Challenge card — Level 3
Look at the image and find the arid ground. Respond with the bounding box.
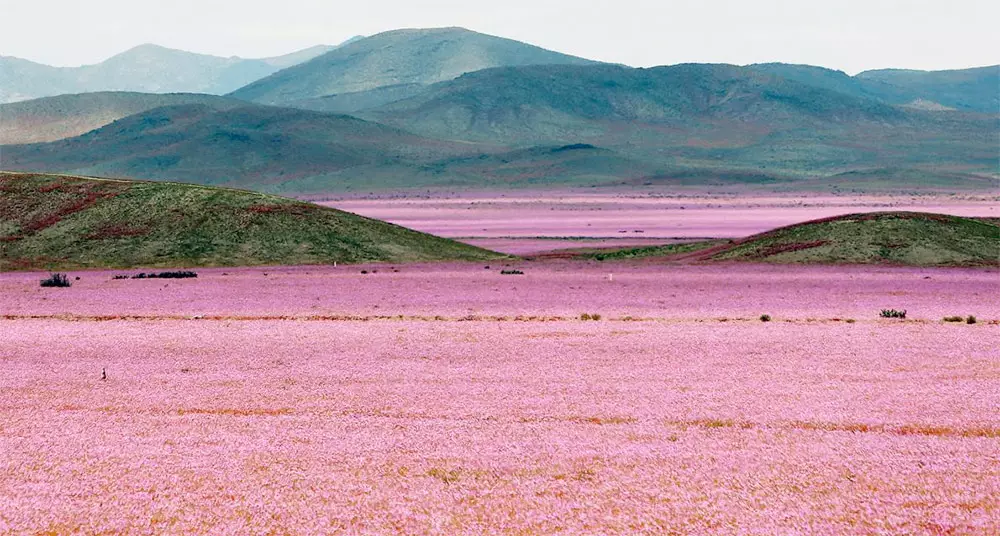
[2,260,998,534]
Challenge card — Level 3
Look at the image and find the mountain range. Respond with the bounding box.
[0,37,361,103]
[1,27,996,193]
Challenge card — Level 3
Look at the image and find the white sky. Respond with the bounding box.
[1,0,996,74]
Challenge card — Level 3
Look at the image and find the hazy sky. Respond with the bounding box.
[1,0,996,74]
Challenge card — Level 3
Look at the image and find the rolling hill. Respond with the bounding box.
[0,92,246,144]
[2,32,995,193]
[0,103,482,190]
[229,27,597,107]
[750,63,999,113]
[709,212,1000,266]
[366,63,911,144]
[0,41,352,104]
[0,172,501,270]
[856,66,999,113]
[363,63,996,178]
[580,212,1000,267]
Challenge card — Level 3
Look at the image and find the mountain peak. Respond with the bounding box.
[230,27,597,105]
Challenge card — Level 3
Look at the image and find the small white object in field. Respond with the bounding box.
[608,274,613,282]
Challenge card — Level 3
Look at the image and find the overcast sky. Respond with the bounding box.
[1,0,996,74]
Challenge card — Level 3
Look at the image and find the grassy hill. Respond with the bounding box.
[0,172,501,270]
[0,92,246,144]
[0,43,344,104]
[579,212,999,267]
[708,212,999,266]
[229,27,597,106]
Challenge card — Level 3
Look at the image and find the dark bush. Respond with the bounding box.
[760,314,772,322]
[943,315,964,323]
[40,273,71,287]
[501,269,524,275]
[966,315,977,325]
[880,309,907,319]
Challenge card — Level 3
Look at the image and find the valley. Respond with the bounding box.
[1,19,998,536]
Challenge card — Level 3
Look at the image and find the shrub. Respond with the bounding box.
[966,315,977,325]
[943,315,964,323]
[501,269,524,275]
[579,313,601,321]
[148,271,197,279]
[40,273,72,288]
[131,271,198,279]
[759,314,771,322]
[880,309,906,319]
[845,319,856,324]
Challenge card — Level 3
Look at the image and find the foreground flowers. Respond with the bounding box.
[1,265,997,534]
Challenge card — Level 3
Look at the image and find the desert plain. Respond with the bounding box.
[1,194,998,535]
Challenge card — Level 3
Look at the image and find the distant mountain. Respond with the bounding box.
[0,103,480,188]
[750,63,999,113]
[856,66,999,112]
[229,27,597,106]
[364,63,910,144]
[3,45,995,193]
[0,92,245,144]
[0,40,354,103]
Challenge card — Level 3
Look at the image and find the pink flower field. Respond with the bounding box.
[1,263,998,534]
[326,193,999,253]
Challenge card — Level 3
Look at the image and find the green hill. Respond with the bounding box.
[0,104,480,190]
[580,212,999,267]
[748,64,999,113]
[367,63,910,144]
[229,27,597,106]
[710,212,999,266]
[0,92,245,144]
[0,172,501,270]
[856,66,999,113]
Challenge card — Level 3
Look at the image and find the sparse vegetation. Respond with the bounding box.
[501,269,524,275]
[760,314,772,322]
[710,212,1000,267]
[966,315,977,325]
[880,309,907,319]
[0,173,503,270]
[943,315,964,323]
[39,273,71,287]
[579,313,602,321]
[113,271,198,280]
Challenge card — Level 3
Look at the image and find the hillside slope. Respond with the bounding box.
[229,27,597,106]
[709,212,1000,266]
[0,172,500,270]
[750,64,999,113]
[0,104,479,189]
[856,66,999,113]
[0,42,345,103]
[581,213,999,267]
[0,92,245,144]
[365,63,995,177]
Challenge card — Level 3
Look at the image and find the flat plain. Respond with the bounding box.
[326,192,999,254]
[2,260,998,534]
